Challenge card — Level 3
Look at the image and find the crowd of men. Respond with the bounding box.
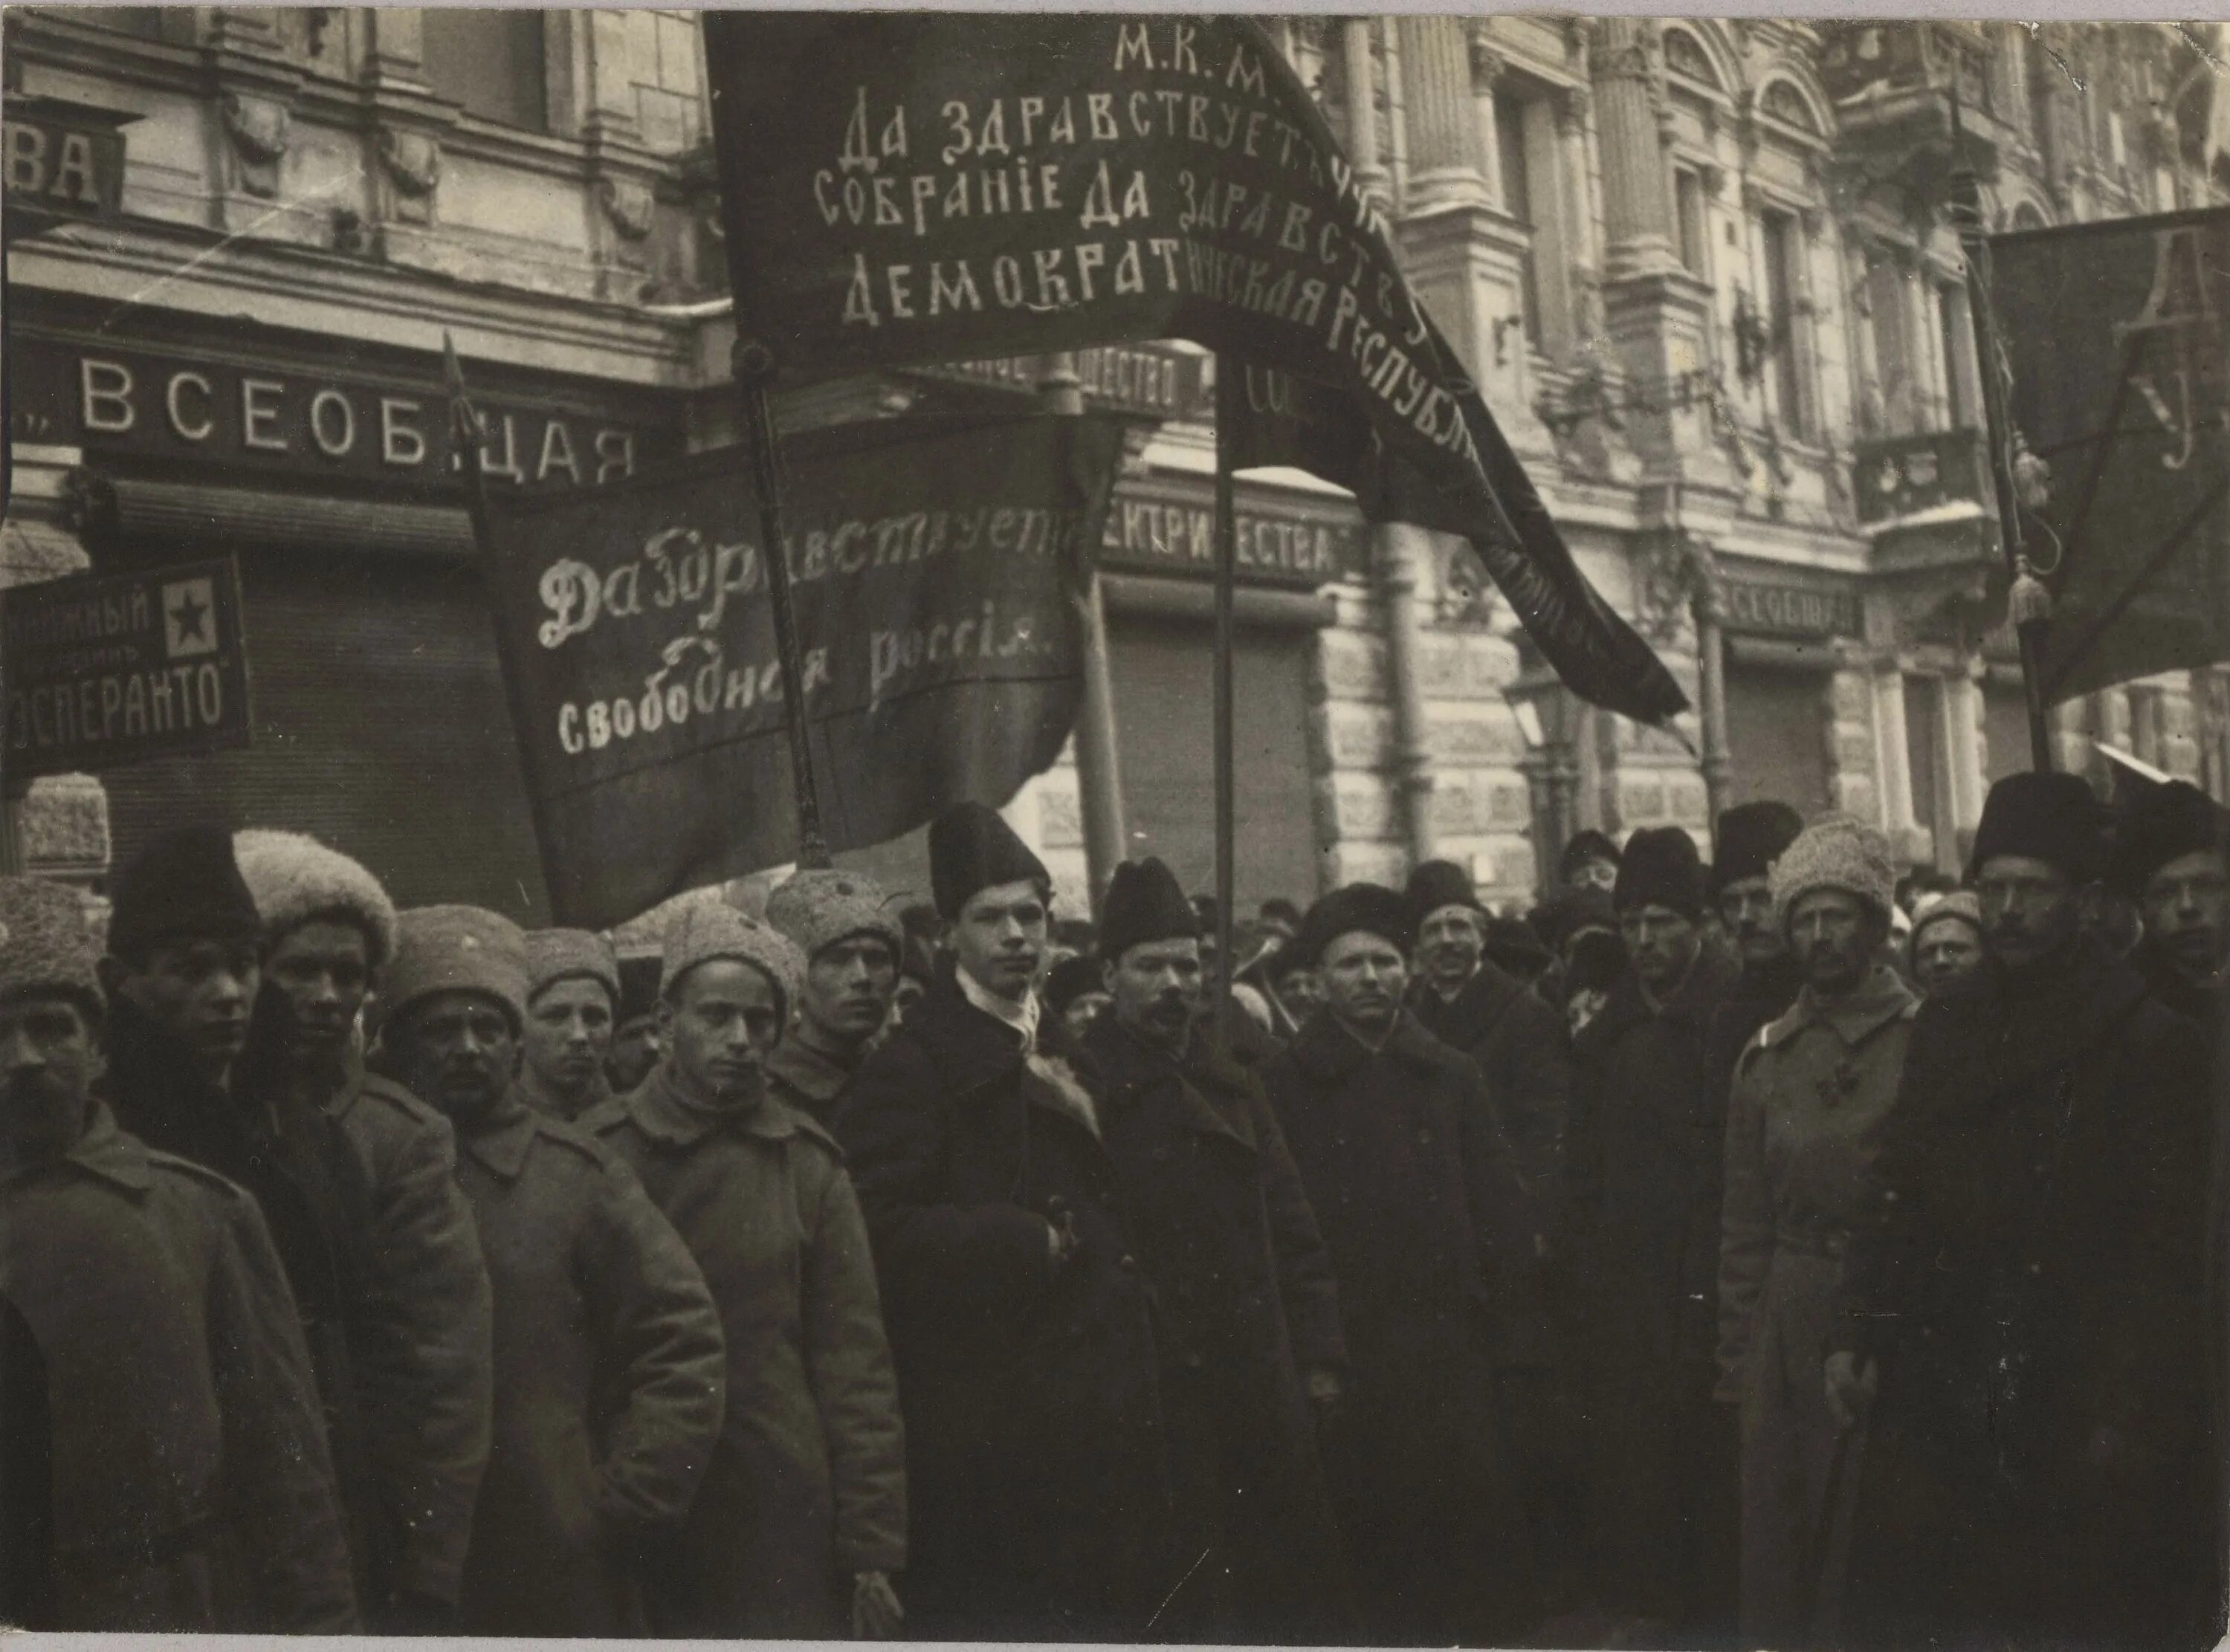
[0,767,2226,1648]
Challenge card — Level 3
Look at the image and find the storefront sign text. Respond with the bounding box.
[1720,577,1861,640]
[1099,482,1363,587]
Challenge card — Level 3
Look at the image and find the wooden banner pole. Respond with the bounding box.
[1212,357,1239,1049]
[733,339,832,871]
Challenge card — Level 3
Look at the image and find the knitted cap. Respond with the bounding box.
[1559,829,1622,881]
[384,905,529,1034]
[232,829,398,968]
[928,802,1048,921]
[1910,890,1984,955]
[0,877,100,1020]
[1293,883,1412,967]
[764,868,902,964]
[660,898,804,1017]
[526,928,620,1010]
[1971,771,2107,884]
[1614,828,1706,921]
[2109,777,2230,896]
[107,825,262,962]
[1771,813,1897,928]
[1711,802,1805,895]
[1403,859,1482,933]
[1099,858,1198,962]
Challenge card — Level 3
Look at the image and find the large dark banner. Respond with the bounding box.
[705,13,1686,725]
[482,412,1119,927]
[1992,207,2230,702]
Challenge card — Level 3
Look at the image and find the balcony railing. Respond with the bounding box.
[1852,427,1991,526]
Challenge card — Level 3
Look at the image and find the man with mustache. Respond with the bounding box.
[763,869,903,1127]
[378,907,727,1636]
[1260,883,1537,1646]
[2110,776,2230,1029]
[229,830,496,1631]
[1076,857,1353,1644]
[1715,816,1914,1642]
[590,898,905,1639]
[1826,772,2213,1649]
[841,802,1170,1641]
[1704,803,1808,1086]
[517,929,622,1121]
[1562,826,1744,1641]
[0,872,358,1631]
[101,827,446,1627]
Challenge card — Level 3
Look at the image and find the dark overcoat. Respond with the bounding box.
[449,1097,725,1636]
[592,1069,907,1638]
[1835,936,2215,1651]
[839,963,1172,1642]
[1562,941,1744,1624]
[1259,1009,1536,1646]
[0,1107,358,1630]
[1076,1015,1355,1644]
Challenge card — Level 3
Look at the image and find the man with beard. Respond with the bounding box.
[2111,777,2230,1029]
[1260,884,1537,1646]
[0,874,358,1630]
[227,830,496,1629]
[1075,858,1353,1644]
[1704,804,1809,1086]
[378,907,728,1636]
[841,803,1170,1641]
[590,899,905,1639]
[1716,817,1915,1642]
[1826,772,2213,1649]
[517,930,621,1121]
[605,954,664,1095]
[1563,826,1744,1639]
[763,869,903,1127]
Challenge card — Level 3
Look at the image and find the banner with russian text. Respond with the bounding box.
[482,412,1119,927]
[704,12,1687,725]
[1991,207,2230,702]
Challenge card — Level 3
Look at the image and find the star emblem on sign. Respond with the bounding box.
[161,578,219,660]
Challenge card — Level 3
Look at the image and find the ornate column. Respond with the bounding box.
[1591,16,1676,280]
[1470,30,1505,210]
[1339,21,1389,208]
[1395,16,1489,211]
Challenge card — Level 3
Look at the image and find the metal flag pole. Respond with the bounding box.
[732,338,832,871]
[1212,356,1239,1049]
[1947,90,2055,773]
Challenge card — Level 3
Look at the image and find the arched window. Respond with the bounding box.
[1761,80,1820,135]
[1664,29,1722,92]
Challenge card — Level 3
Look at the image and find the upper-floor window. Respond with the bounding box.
[422,10,549,133]
[1496,95,1542,351]
[1760,210,1808,438]
[1673,166,1710,276]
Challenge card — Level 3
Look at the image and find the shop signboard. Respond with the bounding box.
[2,557,251,783]
[1098,476,1366,588]
[2,96,132,225]
[1719,574,1862,641]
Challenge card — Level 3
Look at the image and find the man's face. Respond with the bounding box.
[1620,904,1700,994]
[1060,991,1111,1046]
[107,936,259,1079]
[891,975,928,1022]
[389,991,517,1124]
[2142,849,2230,984]
[1107,937,1202,1051]
[801,934,899,1047]
[524,977,613,1100]
[1788,890,1879,997]
[661,958,781,1107]
[1570,857,1619,895]
[1272,966,1326,1021]
[1319,931,1406,1039]
[1913,921,1985,992]
[605,1016,661,1094]
[1415,905,1483,995]
[0,994,99,1166]
[1719,876,1783,965]
[948,880,1047,1002]
[1976,854,2082,974]
[263,920,372,1063]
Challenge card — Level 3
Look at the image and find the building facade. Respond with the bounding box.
[6,12,2227,921]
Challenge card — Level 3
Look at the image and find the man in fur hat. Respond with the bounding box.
[841,801,1171,1640]
[2110,776,2230,1026]
[1703,803,1809,1093]
[1715,816,1916,1642]
[1072,857,1354,1644]
[1908,890,1985,994]
[1260,883,1539,1645]
[763,868,904,1126]
[1827,772,2214,1649]
[378,907,727,1636]
[230,830,497,1628]
[589,899,905,1639]
[0,874,358,1630]
[1562,825,1745,1639]
[518,929,621,1121]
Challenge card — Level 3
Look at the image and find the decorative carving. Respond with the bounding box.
[220,91,290,198]
[1699,161,1727,198]
[374,128,440,224]
[1663,27,1720,91]
[1760,79,1820,134]
[1637,530,1722,644]
[1468,30,1505,91]
[600,176,656,241]
[1553,82,1591,135]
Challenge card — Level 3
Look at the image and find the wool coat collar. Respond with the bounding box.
[1081,1017,1256,1152]
[620,1062,836,1154]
